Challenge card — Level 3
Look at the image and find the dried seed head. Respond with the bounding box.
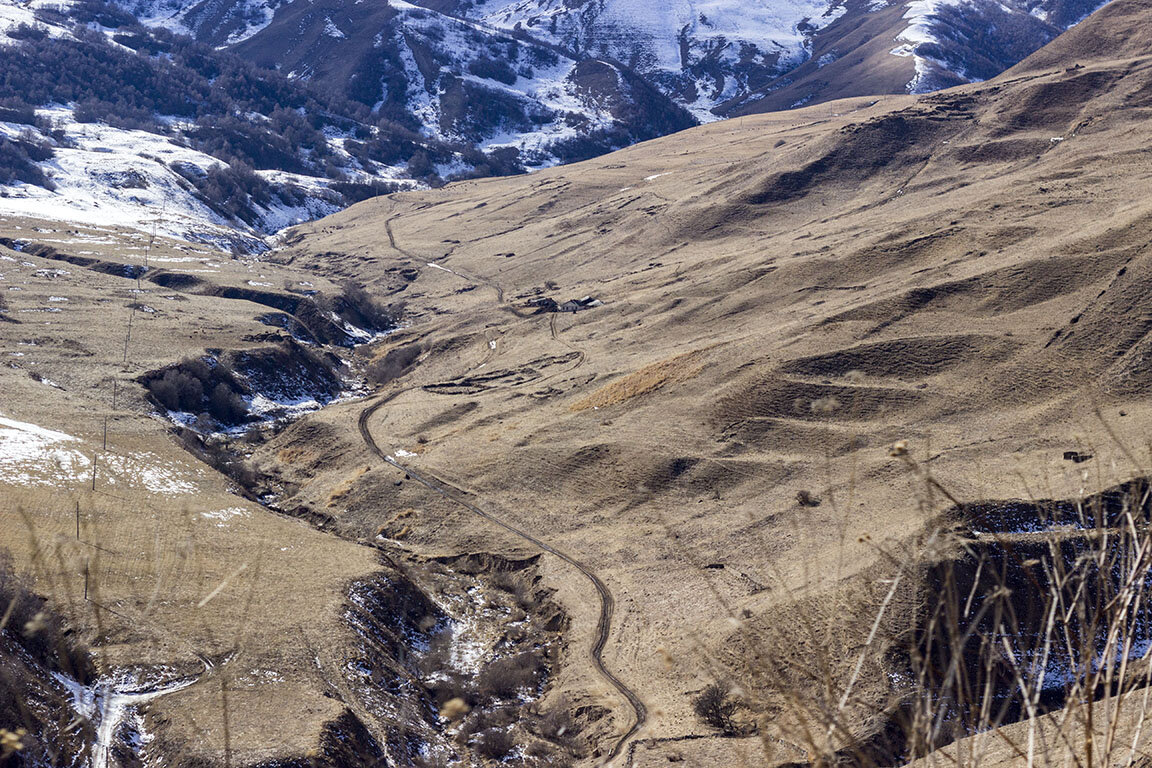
[439,697,470,722]
[0,727,27,755]
[23,612,47,637]
[889,440,908,457]
[810,397,841,415]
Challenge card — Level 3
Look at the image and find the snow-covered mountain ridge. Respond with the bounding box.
[0,0,1114,249]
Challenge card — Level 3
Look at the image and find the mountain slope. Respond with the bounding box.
[257,0,1152,760]
[228,0,697,164]
[5,0,1152,762]
[118,0,1117,142]
[0,0,698,245]
[0,0,1120,251]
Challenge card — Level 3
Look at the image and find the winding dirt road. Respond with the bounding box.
[357,393,647,763]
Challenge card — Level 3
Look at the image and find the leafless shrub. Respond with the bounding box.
[367,343,423,386]
[339,281,399,331]
[692,682,745,735]
[796,489,821,508]
[490,570,523,595]
[741,451,1152,767]
[148,368,203,412]
[0,551,91,681]
[536,698,579,745]
[474,728,516,760]
[209,382,247,423]
[475,652,544,700]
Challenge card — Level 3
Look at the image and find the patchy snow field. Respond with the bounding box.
[473,0,847,118]
[0,0,75,38]
[0,413,202,494]
[0,414,86,487]
[0,108,414,251]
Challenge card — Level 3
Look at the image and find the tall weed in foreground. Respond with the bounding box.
[0,488,253,768]
[676,431,1152,768]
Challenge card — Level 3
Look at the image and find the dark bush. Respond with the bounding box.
[209,382,248,424]
[329,180,401,205]
[473,728,516,760]
[691,682,744,735]
[290,297,353,346]
[6,23,48,42]
[366,343,423,386]
[0,135,55,189]
[537,700,577,744]
[0,551,93,683]
[796,489,821,507]
[338,282,398,331]
[177,428,262,489]
[180,356,212,383]
[406,150,433,179]
[74,98,159,131]
[0,98,40,126]
[475,651,544,700]
[148,369,204,412]
[69,0,137,28]
[468,56,518,85]
[174,161,272,226]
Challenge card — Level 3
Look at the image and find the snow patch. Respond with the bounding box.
[322,16,346,38]
[0,412,200,493]
[201,506,251,526]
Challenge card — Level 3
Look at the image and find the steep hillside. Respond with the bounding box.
[258,0,1152,761]
[7,0,1152,763]
[0,0,697,247]
[227,0,697,164]
[0,0,1119,252]
[0,2,451,249]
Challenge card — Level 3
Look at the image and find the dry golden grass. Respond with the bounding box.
[276,446,314,464]
[0,226,382,765]
[569,349,707,411]
[326,465,370,507]
[265,10,1152,759]
[12,1,1152,762]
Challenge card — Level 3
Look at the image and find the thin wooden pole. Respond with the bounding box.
[122,309,134,365]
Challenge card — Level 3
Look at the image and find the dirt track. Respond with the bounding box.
[357,393,647,763]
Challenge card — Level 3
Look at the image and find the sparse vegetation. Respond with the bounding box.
[337,282,399,332]
[692,682,746,735]
[476,651,546,700]
[367,343,423,385]
[0,550,95,766]
[795,489,821,507]
[0,134,56,190]
[570,349,707,411]
[474,727,516,759]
